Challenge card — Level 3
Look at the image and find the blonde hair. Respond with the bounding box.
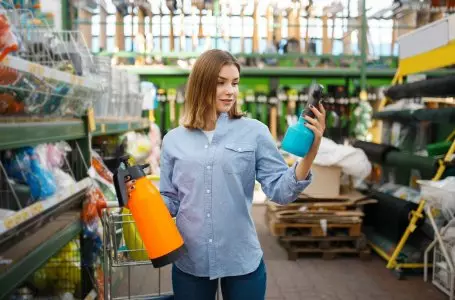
[182,49,244,130]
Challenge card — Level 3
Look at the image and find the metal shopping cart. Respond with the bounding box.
[101,206,174,300]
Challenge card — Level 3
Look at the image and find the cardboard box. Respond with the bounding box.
[302,164,341,198]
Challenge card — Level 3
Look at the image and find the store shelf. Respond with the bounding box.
[0,177,91,238]
[92,118,150,137]
[0,118,150,150]
[118,65,454,78]
[0,211,82,299]
[0,119,86,151]
[1,55,100,90]
[373,107,455,123]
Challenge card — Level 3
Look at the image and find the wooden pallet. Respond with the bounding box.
[269,220,362,237]
[279,234,371,261]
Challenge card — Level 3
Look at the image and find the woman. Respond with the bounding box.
[128,49,326,300]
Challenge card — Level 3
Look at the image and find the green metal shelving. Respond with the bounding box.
[92,118,150,137]
[0,120,86,151]
[0,116,150,299]
[0,212,82,299]
[119,65,454,78]
[0,118,150,150]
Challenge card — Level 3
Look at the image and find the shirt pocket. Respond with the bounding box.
[222,143,255,174]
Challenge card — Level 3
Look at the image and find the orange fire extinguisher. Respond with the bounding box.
[113,157,186,268]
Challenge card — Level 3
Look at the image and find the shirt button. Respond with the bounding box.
[209,239,213,243]
[207,166,211,170]
[238,148,242,151]
[204,145,208,149]
[206,189,210,194]
[207,213,210,217]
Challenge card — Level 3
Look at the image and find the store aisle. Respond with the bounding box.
[253,205,445,300]
[111,205,445,300]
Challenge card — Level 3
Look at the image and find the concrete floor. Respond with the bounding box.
[111,205,447,300]
[253,205,446,300]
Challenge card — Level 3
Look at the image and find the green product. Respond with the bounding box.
[427,140,452,157]
[256,93,268,125]
[245,89,256,120]
[155,89,166,136]
[277,89,288,137]
[385,151,436,180]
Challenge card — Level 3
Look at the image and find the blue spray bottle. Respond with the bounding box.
[281,83,324,157]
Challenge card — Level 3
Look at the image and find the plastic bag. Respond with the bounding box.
[3,147,57,200]
[419,177,455,220]
[35,142,76,188]
[91,150,113,184]
[0,11,19,61]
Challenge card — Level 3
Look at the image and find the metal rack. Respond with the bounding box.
[0,2,104,118]
[102,207,173,300]
[368,13,455,279]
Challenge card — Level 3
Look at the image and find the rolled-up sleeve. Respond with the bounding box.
[255,124,312,205]
[159,141,180,217]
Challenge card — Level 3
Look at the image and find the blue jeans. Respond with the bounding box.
[172,258,267,300]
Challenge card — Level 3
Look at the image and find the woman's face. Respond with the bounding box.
[215,64,239,114]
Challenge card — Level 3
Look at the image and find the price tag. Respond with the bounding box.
[101,124,106,133]
[29,202,44,217]
[70,74,83,86]
[28,63,45,77]
[4,215,16,230]
[87,107,96,132]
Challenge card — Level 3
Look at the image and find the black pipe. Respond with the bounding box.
[385,75,455,100]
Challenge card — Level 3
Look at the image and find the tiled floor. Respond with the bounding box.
[253,205,446,300]
[110,205,447,300]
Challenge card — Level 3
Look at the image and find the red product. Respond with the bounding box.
[0,14,19,62]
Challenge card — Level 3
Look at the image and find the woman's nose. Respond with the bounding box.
[225,84,234,94]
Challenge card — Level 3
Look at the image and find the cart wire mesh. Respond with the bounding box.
[102,208,173,300]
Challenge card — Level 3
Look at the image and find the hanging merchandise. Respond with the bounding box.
[277,87,289,137]
[34,141,76,189]
[146,122,162,175]
[267,89,279,140]
[89,150,117,204]
[175,87,185,126]
[256,91,268,125]
[3,146,57,201]
[123,131,154,165]
[140,81,156,111]
[167,88,177,128]
[244,89,256,119]
[81,185,106,267]
[297,87,307,117]
[236,91,245,113]
[353,100,373,141]
[0,9,19,61]
[287,88,298,118]
[155,88,167,136]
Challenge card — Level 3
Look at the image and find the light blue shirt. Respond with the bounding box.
[159,112,312,280]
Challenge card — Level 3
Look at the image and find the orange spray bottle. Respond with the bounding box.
[113,157,186,268]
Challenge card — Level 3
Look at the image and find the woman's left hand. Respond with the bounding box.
[304,103,326,145]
